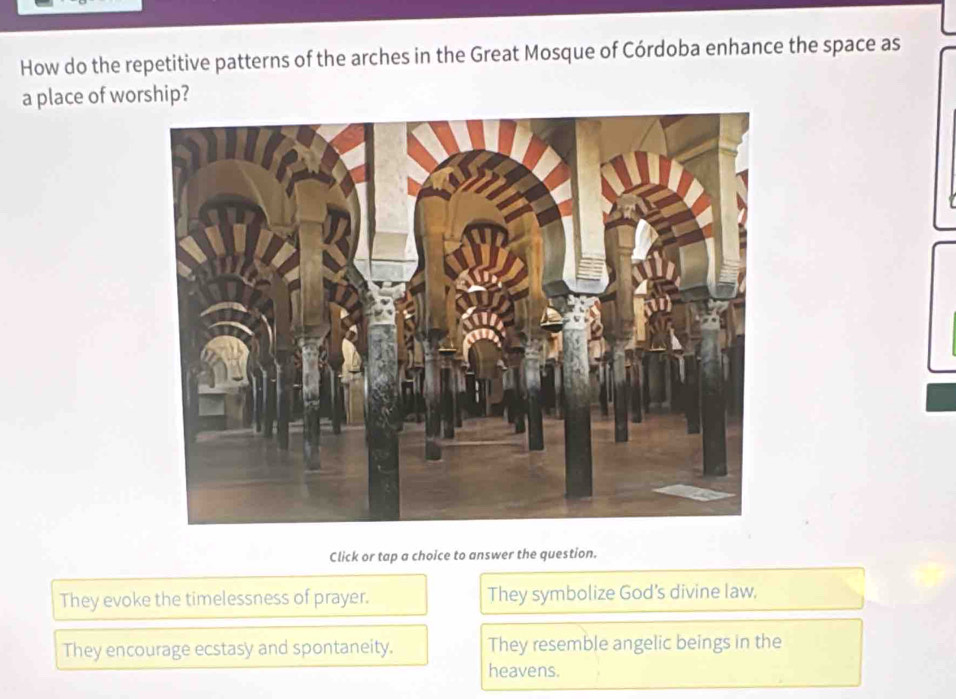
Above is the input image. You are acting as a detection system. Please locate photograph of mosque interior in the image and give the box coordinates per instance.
[172,114,749,523]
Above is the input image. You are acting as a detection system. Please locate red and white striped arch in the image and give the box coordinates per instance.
[644,295,673,318]
[171,124,366,250]
[322,209,353,284]
[456,268,504,291]
[199,321,256,349]
[457,288,515,327]
[443,225,530,301]
[633,254,682,302]
[407,120,573,248]
[200,306,267,332]
[600,151,713,249]
[406,224,527,333]
[461,310,506,338]
[587,300,604,342]
[462,327,503,356]
[177,223,299,290]
[326,279,363,329]
[190,275,274,321]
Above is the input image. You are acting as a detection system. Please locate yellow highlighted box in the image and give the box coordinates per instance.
[52,575,427,621]
[481,568,864,614]
[481,619,862,691]
[55,625,427,670]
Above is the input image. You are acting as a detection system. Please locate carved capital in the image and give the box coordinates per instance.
[361,281,405,327]
[524,338,545,362]
[553,294,596,330]
[422,335,441,359]
[694,299,728,331]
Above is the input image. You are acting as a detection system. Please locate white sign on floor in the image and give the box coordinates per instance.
[653,485,734,502]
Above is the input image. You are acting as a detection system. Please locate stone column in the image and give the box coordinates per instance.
[525,340,544,451]
[415,369,423,423]
[502,368,515,424]
[299,338,322,469]
[400,380,412,423]
[629,350,643,424]
[647,353,663,411]
[423,337,442,460]
[684,350,701,435]
[604,206,637,430]
[543,363,556,415]
[698,301,728,475]
[361,282,403,521]
[455,364,464,428]
[612,341,629,442]
[662,353,673,412]
[263,365,276,439]
[275,350,292,450]
[334,367,346,435]
[554,361,563,419]
[293,193,329,467]
[440,352,455,439]
[671,356,684,414]
[476,378,485,416]
[555,295,594,498]
[513,364,526,434]
[320,363,332,420]
[598,360,609,416]
[243,383,254,428]
[252,371,263,433]
[465,372,476,417]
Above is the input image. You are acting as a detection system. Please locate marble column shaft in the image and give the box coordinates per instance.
[525,342,544,451]
[698,302,728,476]
[252,371,263,433]
[423,338,442,461]
[513,365,526,434]
[363,284,402,521]
[299,339,322,470]
[612,341,629,442]
[275,351,291,450]
[503,368,515,424]
[629,351,643,424]
[263,365,276,439]
[598,361,609,416]
[441,360,455,439]
[556,295,594,498]
[684,351,701,435]
[454,365,463,428]
[330,364,344,435]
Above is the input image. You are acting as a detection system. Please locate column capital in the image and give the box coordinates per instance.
[524,338,545,362]
[694,299,728,330]
[360,281,405,327]
[604,201,640,251]
[553,294,596,330]
[297,334,325,350]
[422,336,441,359]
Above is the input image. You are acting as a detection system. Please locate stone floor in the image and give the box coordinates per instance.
[185,410,742,524]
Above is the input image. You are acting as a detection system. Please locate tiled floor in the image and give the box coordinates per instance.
[186,410,742,524]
